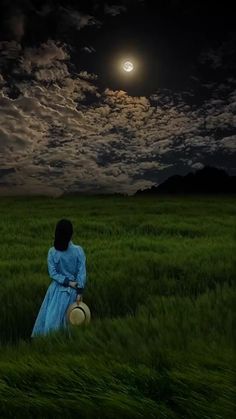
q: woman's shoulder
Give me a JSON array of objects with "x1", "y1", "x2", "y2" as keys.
[
  {"x1": 72, "y1": 243, "x2": 84, "y2": 251},
  {"x1": 47, "y1": 242, "x2": 85, "y2": 256},
  {"x1": 48, "y1": 246, "x2": 55, "y2": 256},
  {"x1": 72, "y1": 243, "x2": 86, "y2": 256}
]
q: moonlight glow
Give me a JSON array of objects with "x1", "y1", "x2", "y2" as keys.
[{"x1": 123, "y1": 61, "x2": 134, "y2": 72}]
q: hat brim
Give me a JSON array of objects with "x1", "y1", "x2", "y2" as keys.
[{"x1": 66, "y1": 301, "x2": 91, "y2": 325}]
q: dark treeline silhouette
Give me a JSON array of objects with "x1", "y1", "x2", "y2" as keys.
[{"x1": 135, "y1": 166, "x2": 236, "y2": 195}]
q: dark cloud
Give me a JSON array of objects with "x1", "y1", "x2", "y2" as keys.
[
  {"x1": 59, "y1": 6, "x2": 102, "y2": 31},
  {"x1": 104, "y1": 4, "x2": 127, "y2": 16},
  {"x1": 0, "y1": 168, "x2": 16, "y2": 177},
  {"x1": 5, "y1": 10, "x2": 25, "y2": 41}
]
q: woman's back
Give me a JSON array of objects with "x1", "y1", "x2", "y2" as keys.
[{"x1": 48, "y1": 240, "x2": 85, "y2": 280}]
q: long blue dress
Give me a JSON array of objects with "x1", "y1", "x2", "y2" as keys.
[{"x1": 31, "y1": 240, "x2": 86, "y2": 337}]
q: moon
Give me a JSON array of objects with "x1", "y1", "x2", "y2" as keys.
[{"x1": 123, "y1": 61, "x2": 134, "y2": 72}]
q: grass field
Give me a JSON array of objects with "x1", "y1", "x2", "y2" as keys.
[{"x1": 0, "y1": 195, "x2": 235, "y2": 418}]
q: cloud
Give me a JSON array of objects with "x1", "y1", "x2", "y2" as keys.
[
  {"x1": 60, "y1": 7, "x2": 102, "y2": 30},
  {"x1": 0, "y1": 40, "x2": 235, "y2": 196},
  {"x1": 0, "y1": 167, "x2": 15, "y2": 178},
  {"x1": 4, "y1": 9, "x2": 25, "y2": 41},
  {"x1": 34, "y1": 4, "x2": 53, "y2": 17},
  {"x1": 191, "y1": 162, "x2": 204, "y2": 170},
  {"x1": 0, "y1": 40, "x2": 22, "y2": 66},
  {"x1": 78, "y1": 71, "x2": 98, "y2": 81},
  {"x1": 219, "y1": 135, "x2": 236, "y2": 152},
  {"x1": 18, "y1": 39, "x2": 68, "y2": 74},
  {"x1": 199, "y1": 48, "x2": 222, "y2": 69},
  {"x1": 81, "y1": 46, "x2": 96, "y2": 53},
  {"x1": 104, "y1": 4, "x2": 127, "y2": 16},
  {"x1": 0, "y1": 73, "x2": 5, "y2": 86},
  {"x1": 198, "y1": 38, "x2": 236, "y2": 72},
  {"x1": 34, "y1": 64, "x2": 69, "y2": 82}
]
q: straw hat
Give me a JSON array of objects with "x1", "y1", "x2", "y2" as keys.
[{"x1": 66, "y1": 301, "x2": 91, "y2": 326}]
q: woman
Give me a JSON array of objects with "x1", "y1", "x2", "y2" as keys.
[{"x1": 31, "y1": 218, "x2": 86, "y2": 337}]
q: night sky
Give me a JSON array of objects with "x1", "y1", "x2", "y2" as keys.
[{"x1": 0, "y1": 0, "x2": 235, "y2": 196}]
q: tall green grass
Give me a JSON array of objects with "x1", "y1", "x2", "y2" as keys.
[{"x1": 0, "y1": 195, "x2": 235, "y2": 418}]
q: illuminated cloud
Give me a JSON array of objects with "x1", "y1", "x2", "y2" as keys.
[
  {"x1": 78, "y1": 71, "x2": 98, "y2": 81},
  {"x1": 1, "y1": 75, "x2": 235, "y2": 196},
  {"x1": 0, "y1": 34, "x2": 235, "y2": 196},
  {"x1": 81, "y1": 46, "x2": 96, "y2": 53}
]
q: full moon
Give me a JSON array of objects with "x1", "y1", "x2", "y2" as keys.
[{"x1": 123, "y1": 61, "x2": 134, "y2": 72}]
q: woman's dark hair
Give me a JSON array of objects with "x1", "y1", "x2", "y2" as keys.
[{"x1": 54, "y1": 219, "x2": 73, "y2": 251}]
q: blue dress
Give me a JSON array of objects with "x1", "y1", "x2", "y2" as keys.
[{"x1": 31, "y1": 240, "x2": 86, "y2": 337}]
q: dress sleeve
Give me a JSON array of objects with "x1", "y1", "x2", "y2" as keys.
[
  {"x1": 47, "y1": 249, "x2": 70, "y2": 287},
  {"x1": 75, "y1": 247, "x2": 86, "y2": 292}
]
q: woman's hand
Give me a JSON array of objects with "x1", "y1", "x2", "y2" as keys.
[
  {"x1": 76, "y1": 294, "x2": 83, "y2": 304},
  {"x1": 69, "y1": 281, "x2": 77, "y2": 289}
]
